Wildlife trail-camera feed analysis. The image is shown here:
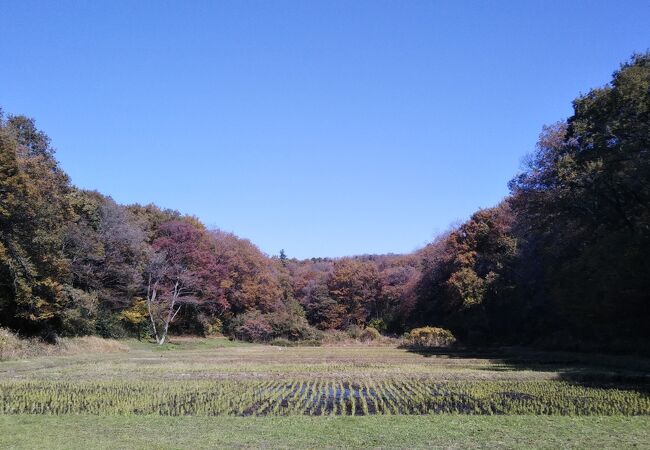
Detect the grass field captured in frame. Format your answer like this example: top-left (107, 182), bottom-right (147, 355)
top-left (1, 337), bottom-right (649, 448)
top-left (2, 415), bottom-right (649, 449)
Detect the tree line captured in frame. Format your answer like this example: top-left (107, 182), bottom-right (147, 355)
top-left (1, 53), bottom-right (648, 351)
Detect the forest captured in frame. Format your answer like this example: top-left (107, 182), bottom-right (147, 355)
top-left (1, 53), bottom-right (648, 353)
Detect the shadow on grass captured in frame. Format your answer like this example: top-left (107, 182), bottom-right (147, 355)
top-left (402, 346), bottom-right (650, 392)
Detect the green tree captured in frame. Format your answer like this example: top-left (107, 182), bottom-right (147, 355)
top-left (509, 53), bottom-right (650, 344)
top-left (0, 114), bottom-right (73, 336)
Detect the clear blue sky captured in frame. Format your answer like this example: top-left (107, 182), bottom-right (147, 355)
top-left (1, 1), bottom-right (648, 258)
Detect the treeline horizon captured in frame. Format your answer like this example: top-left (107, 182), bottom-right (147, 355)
top-left (1, 53), bottom-right (648, 352)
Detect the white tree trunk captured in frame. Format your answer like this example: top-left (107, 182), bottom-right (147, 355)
top-left (146, 278), bottom-right (183, 345)
top-left (145, 274), bottom-right (162, 344)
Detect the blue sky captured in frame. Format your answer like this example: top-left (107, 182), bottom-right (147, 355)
top-left (1, 1), bottom-right (648, 258)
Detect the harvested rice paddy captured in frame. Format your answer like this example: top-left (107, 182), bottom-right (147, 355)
top-left (2, 338), bottom-right (649, 448)
top-left (1, 338), bottom-right (648, 417)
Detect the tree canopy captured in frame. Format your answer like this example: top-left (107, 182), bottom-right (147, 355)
top-left (1, 53), bottom-right (648, 352)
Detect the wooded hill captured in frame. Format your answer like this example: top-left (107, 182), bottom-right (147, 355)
top-left (1, 53), bottom-right (648, 352)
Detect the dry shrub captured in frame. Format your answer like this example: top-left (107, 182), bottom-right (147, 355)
top-left (404, 326), bottom-right (456, 349)
top-left (0, 328), bottom-right (27, 360)
top-left (0, 328), bottom-right (128, 360)
top-left (321, 328), bottom-right (396, 347)
top-left (231, 310), bottom-right (322, 343)
top-left (321, 329), bottom-right (349, 344)
top-left (360, 327), bottom-right (381, 342)
top-left (346, 324), bottom-right (364, 339)
top-left (235, 315), bottom-right (274, 342)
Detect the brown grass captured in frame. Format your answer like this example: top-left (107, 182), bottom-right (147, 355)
top-left (0, 328), bottom-right (128, 360)
top-left (320, 330), bottom-right (400, 347)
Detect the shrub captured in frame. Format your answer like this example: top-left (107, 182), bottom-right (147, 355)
top-left (235, 314), bottom-right (274, 342)
top-left (346, 324), bottom-right (364, 339)
top-left (360, 326), bottom-right (381, 342)
top-left (230, 308), bottom-right (323, 344)
top-left (0, 328), bottom-right (24, 360)
top-left (321, 329), bottom-right (349, 344)
top-left (95, 310), bottom-right (128, 339)
top-left (119, 298), bottom-right (149, 339)
top-left (367, 318), bottom-right (387, 333)
top-left (266, 310), bottom-right (322, 342)
top-left (404, 326), bottom-right (456, 348)
top-left (198, 316), bottom-right (223, 337)
top-left (269, 337), bottom-right (292, 347)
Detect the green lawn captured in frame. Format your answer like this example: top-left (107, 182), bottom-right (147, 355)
top-left (1, 415), bottom-right (648, 449)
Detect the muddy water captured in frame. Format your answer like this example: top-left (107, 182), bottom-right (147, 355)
top-left (245, 381), bottom-right (473, 415)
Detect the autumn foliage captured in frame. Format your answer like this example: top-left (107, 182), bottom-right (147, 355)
top-left (0, 53), bottom-right (648, 352)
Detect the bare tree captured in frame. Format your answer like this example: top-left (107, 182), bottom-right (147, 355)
top-left (144, 251), bottom-right (198, 345)
top-left (143, 220), bottom-right (218, 345)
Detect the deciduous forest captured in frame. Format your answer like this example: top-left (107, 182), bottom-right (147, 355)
top-left (1, 53), bottom-right (649, 353)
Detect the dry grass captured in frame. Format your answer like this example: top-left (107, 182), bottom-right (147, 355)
top-left (320, 330), bottom-right (401, 347)
top-left (2, 337), bottom-right (649, 385)
top-left (1, 338), bottom-right (649, 417)
top-left (0, 328), bottom-right (128, 361)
